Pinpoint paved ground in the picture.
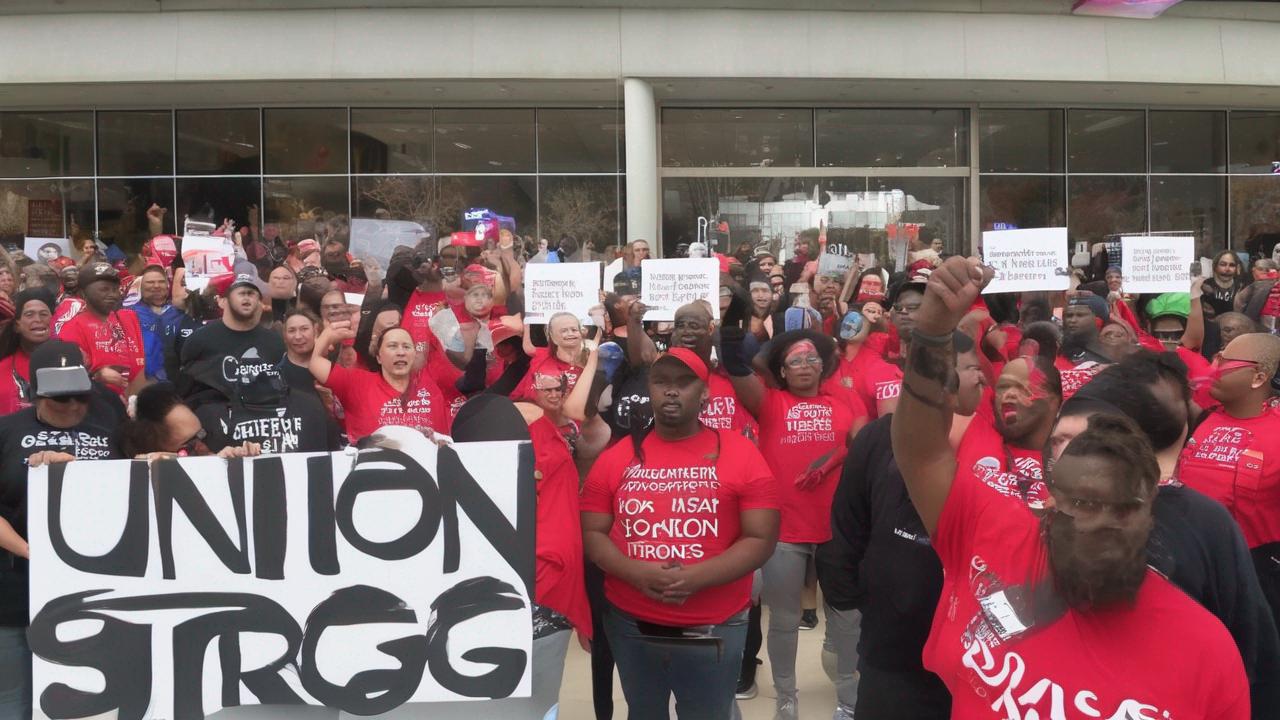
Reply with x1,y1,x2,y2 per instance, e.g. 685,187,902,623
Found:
558,607,839,720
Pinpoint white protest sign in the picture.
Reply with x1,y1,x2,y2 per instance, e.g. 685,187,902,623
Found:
981,228,1070,294
28,427,535,719
817,249,853,279
524,261,602,325
181,235,235,291
1121,236,1195,294
641,258,720,321
24,237,72,265
351,219,427,280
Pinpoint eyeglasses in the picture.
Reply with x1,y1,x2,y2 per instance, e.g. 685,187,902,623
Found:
785,355,822,369
177,428,207,457
1153,330,1184,341
47,394,90,405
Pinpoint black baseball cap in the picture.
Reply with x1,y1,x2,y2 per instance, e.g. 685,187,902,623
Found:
28,340,91,398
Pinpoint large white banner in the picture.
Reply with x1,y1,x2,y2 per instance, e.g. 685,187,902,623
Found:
1121,235,1195,294
27,427,536,719
641,258,720,321
981,227,1071,294
524,261,602,325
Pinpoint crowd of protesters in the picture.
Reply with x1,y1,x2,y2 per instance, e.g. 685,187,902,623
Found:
0,201,1278,720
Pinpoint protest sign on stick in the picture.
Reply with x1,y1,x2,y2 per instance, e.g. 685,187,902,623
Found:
524,261,602,325
640,258,720,320
1121,235,1194,294
27,426,536,719
981,227,1070,294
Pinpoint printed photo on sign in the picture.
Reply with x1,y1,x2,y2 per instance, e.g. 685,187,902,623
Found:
981,227,1070,294
26,427,537,719
1120,235,1195,294
640,258,720,321
524,262,603,325
24,237,71,266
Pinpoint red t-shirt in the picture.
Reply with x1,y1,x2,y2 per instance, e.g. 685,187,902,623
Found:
51,296,85,336
925,468,1250,720
756,388,860,543
402,289,448,355
1177,405,1280,548
513,346,583,401
528,414,592,638
822,343,901,420
322,363,451,442
580,427,777,625
1054,355,1105,401
56,309,146,394
700,372,758,443
955,393,1048,506
0,350,30,416
1175,346,1216,411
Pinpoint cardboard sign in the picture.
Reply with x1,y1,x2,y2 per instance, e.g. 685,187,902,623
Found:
27,427,535,718
26,199,63,238
981,228,1070,294
1121,236,1195,294
24,237,71,266
524,261,602,325
641,258,720,321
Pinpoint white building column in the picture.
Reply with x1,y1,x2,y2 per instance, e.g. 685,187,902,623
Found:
623,78,659,250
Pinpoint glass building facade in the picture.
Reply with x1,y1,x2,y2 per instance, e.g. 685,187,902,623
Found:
1,105,1277,262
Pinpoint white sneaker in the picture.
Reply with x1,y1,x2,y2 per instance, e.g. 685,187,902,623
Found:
774,693,799,720
833,702,856,720
735,682,758,700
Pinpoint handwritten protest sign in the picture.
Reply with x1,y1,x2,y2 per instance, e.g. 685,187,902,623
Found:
1121,236,1194,294
27,427,535,719
981,228,1070,294
524,261,602,325
641,258,720,321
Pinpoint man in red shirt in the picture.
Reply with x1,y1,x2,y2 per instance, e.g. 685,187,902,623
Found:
1177,332,1280,622
55,262,147,398
891,256,1249,720
824,309,902,419
1056,293,1112,399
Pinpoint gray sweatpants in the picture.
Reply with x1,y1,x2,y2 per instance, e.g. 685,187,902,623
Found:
821,603,862,713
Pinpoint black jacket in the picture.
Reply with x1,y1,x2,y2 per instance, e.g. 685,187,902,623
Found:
816,415,943,672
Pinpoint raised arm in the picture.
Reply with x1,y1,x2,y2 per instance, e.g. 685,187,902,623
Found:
561,343,601,422
891,257,992,537
1183,278,1205,351
310,320,355,385
719,326,765,417
626,301,659,368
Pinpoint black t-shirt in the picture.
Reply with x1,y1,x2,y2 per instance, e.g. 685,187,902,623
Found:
196,389,338,454
278,358,318,398
0,402,121,626
178,320,286,402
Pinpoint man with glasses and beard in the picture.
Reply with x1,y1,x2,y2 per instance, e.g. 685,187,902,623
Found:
0,340,122,717
893,256,1249,719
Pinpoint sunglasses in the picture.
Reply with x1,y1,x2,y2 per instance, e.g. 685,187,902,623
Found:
47,393,90,405
1153,330,1184,341
1211,353,1259,375
177,428,207,457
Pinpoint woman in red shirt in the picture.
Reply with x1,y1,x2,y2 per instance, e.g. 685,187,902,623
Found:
518,311,611,464
309,319,450,443
0,288,56,416
721,328,865,720
581,348,778,720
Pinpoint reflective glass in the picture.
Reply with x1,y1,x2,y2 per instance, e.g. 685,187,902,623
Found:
176,109,260,175
1067,176,1147,247
0,179,95,253
262,176,349,247
1067,110,1145,173
263,109,347,175
662,109,813,168
979,109,1063,173
97,178,176,254
351,109,433,174
435,109,535,173
539,109,622,173
176,178,262,236
1228,112,1280,174
97,111,173,176
539,176,622,252
1151,175,1226,261
980,176,1066,233
1230,176,1280,259
817,109,967,168
353,175,535,240
1150,111,1225,174
0,112,94,177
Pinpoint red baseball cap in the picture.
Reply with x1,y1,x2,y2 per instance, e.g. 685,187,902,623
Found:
652,347,709,383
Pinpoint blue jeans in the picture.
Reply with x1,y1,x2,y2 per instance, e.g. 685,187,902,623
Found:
604,604,748,720
0,625,31,718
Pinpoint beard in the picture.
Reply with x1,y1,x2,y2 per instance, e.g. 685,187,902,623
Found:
1043,510,1149,613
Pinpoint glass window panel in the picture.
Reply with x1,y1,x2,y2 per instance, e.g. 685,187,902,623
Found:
97,111,173,176
980,176,1066,234
539,109,622,173
1228,112,1280,174
1067,109,1145,173
176,178,262,237
979,109,1063,173
1151,176,1225,261
353,175,535,240
661,176,824,257
262,177,349,248
97,179,176,254
1150,111,1225,174
1067,176,1147,247
661,109,813,168
351,109,433,174
263,109,347,175
0,112,94,177
176,109,260,175
864,177,968,260
0,180,95,256
434,109,535,173
539,176,622,252
1230,176,1280,259
816,109,968,168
